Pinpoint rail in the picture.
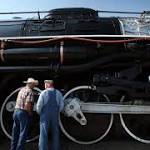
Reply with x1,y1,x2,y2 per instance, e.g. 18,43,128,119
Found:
0,34,150,41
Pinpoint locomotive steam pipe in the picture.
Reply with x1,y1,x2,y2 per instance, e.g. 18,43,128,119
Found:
0,53,133,72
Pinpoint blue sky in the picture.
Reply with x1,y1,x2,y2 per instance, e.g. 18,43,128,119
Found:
0,0,149,19
0,0,149,12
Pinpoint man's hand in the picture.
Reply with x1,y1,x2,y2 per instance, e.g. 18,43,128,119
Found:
24,102,33,113
28,111,33,117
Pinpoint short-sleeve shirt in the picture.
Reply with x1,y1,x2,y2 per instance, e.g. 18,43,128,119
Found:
15,86,34,110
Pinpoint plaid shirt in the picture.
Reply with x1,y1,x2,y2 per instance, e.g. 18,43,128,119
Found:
15,86,34,110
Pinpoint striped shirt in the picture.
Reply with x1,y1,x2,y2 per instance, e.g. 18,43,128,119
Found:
15,86,34,110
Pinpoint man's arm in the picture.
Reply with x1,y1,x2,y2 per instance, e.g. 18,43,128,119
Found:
57,90,64,112
36,91,44,114
24,90,34,115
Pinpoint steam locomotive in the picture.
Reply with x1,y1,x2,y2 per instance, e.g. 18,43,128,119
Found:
0,8,150,144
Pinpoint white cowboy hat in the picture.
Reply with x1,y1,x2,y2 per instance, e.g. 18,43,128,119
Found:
23,78,39,85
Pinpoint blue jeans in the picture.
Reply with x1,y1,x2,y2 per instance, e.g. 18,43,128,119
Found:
38,90,60,150
39,117,60,150
11,109,30,150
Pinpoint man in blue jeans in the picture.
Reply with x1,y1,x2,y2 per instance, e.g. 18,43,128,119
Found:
11,78,38,150
36,80,64,150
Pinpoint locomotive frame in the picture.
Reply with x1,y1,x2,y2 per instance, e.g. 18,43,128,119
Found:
0,8,150,144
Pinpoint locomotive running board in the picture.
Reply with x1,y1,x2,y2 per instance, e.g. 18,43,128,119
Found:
80,102,150,114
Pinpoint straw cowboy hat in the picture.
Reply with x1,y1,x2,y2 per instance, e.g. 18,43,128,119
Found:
23,78,39,85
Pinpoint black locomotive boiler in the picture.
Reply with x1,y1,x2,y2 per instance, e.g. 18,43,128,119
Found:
0,8,150,144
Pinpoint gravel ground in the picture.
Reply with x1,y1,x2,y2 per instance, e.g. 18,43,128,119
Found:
0,137,150,150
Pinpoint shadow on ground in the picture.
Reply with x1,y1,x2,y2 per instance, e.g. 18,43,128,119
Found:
0,137,150,150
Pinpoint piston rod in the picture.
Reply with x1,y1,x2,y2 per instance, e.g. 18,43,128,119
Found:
80,102,150,114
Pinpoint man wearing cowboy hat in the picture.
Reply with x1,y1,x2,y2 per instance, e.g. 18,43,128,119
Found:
11,78,38,150
36,80,64,150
